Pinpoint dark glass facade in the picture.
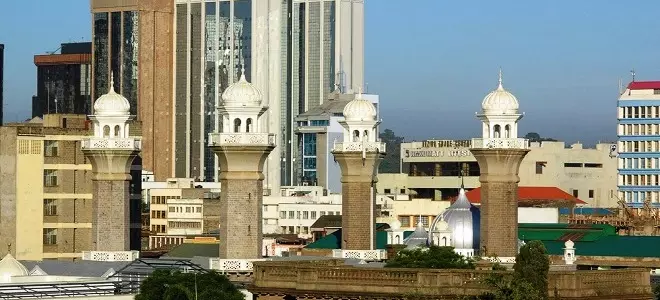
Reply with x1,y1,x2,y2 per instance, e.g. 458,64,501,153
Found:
93,11,139,115
34,62,92,117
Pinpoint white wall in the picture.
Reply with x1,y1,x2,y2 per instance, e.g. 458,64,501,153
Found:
518,207,559,224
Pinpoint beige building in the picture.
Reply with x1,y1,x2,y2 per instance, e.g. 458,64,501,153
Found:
146,178,220,249
378,139,618,208
0,114,141,260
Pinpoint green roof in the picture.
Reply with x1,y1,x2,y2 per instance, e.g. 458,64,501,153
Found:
306,230,413,250
519,223,660,258
164,243,219,258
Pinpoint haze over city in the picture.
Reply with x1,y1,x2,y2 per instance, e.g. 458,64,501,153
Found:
2,0,660,144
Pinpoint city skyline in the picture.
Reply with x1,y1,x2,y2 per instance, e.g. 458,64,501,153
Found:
2,0,660,145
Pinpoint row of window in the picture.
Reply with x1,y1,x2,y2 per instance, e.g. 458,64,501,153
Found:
151,210,166,219
618,140,660,153
151,225,166,233
619,123,660,136
280,226,310,235
622,191,660,203
150,195,181,204
279,210,340,220
383,189,407,194
620,157,660,169
619,105,660,119
570,189,595,199
167,206,202,214
168,221,201,229
620,174,660,186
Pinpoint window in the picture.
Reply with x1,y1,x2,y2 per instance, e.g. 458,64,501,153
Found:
303,211,309,219
415,216,429,227
572,189,579,198
311,211,317,219
196,207,202,213
44,199,57,216
44,170,58,187
288,226,294,234
233,118,241,132
398,216,410,228
320,211,326,216
588,190,594,199
43,229,57,245
263,205,268,212
400,189,406,194
335,211,340,215
328,211,334,216
584,163,603,168
44,141,59,157
280,211,286,219
384,189,391,194
564,163,582,168
296,211,301,219
535,162,546,174
288,211,294,219
169,207,175,213
185,207,191,213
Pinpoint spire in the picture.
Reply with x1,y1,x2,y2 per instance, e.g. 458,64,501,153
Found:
356,86,363,98
240,65,246,82
497,67,504,90
109,73,117,94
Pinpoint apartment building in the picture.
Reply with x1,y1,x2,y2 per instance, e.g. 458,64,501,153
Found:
145,178,220,249
0,114,141,260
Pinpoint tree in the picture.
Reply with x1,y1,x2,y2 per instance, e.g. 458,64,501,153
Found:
135,269,244,300
378,129,405,173
385,246,475,269
653,284,660,300
524,132,557,142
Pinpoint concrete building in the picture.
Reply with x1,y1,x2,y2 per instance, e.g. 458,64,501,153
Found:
33,42,92,117
0,114,141,260
385,140,618,207
331,92,385,250
208,71,275,258
82,81,141,251
91,0,174,182
469,70,529,260
617,81,660,208
294,91,379,191
146,178,221,249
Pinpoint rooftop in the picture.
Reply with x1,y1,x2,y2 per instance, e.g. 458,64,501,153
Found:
627,81,660,90
463,186,587,206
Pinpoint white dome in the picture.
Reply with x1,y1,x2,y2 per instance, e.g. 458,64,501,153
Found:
0,254,29,278
565,240,574,249
93,77,130,116
481,70,519,114
221,71,262,107
390,220,402,230
443,188,474,250
343,93,377,122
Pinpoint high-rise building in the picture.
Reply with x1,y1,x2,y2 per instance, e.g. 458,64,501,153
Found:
617,81,660,207
0,43,4,125
281,0,365,186
33,42,92,118
173,0,364,190
91,0,174,182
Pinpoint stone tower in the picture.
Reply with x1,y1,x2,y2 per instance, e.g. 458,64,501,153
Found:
332,92,385,250
470,69,529,260
209,71,275,259
82,77,141,251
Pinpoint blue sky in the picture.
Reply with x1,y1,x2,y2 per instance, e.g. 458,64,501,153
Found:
2,0,660,144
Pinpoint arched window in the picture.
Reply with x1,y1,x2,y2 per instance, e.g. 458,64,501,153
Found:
114,125,121,137
504,125,511,138
363,130,369,141
493,124,501,138
442,236,447,246
234,118,242,133
395,235,400,244
103,125,110,137
352,130,360,142
246,118,253,133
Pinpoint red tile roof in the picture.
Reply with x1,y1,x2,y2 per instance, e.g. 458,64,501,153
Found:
463,186,587,205
627,81,660,90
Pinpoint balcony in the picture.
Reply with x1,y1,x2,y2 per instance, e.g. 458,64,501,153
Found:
331,249,388,261
209,258,270,273
332,141,386,153
208,133,276,147
471,138,529,150
81,138,141,150
82,251,139,262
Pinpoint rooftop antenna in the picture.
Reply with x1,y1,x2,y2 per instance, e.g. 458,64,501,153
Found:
618,78,623,95
631,69,636,82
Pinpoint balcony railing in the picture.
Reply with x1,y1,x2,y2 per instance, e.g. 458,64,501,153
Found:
332,249,388,261
208,133,276,147
82,251,139,262
209,258,270,273
471,138,529,150
332,141,386,153
81,138,141,150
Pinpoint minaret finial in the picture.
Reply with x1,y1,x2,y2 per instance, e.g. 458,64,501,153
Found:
6,243,10,255
109,73,116,94
240,65,246,81
498,67,503,89
357,86,363,97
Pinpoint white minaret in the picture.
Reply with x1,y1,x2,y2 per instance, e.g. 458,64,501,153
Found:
563,240,576,265
82,75,141,251
475,68,524,143
208,69,275,259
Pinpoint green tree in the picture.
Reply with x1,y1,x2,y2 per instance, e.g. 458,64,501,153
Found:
653,284,660,299
378,129,405,173
524,132,557,142
385,246,474,269
135,269,244,300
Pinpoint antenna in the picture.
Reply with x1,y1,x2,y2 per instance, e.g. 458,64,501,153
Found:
618,78,623,95
631,69,636,82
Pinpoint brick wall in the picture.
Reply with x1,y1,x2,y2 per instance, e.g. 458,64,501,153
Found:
219,179,263,259
341,181,375,250
92,180,130,251
480,181,519,257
